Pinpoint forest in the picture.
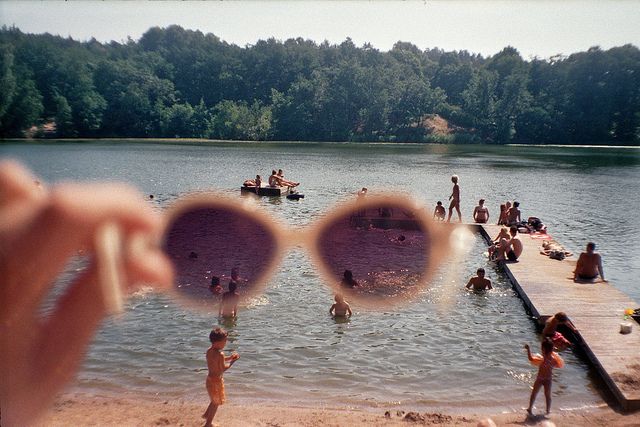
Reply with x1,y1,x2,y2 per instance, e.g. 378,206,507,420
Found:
1,25,639,144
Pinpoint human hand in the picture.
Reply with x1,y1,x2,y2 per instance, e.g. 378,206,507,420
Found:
0,161,174,426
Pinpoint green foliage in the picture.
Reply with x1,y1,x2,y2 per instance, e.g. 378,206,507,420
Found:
0,26,638,144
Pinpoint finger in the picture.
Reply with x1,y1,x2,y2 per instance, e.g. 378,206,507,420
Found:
0,160,45,205
125,235,175,291
32,246,173,407
5,183,162,318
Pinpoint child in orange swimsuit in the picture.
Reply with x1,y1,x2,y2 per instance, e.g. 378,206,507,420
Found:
524,339,564,416
203,327,239,427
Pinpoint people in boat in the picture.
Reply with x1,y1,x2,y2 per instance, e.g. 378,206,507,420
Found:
329,293,352,318
447,175,462,223
542,312,577,351
573,242,606,282
433,201,445,221
507,201,521,226
465,267,493,291
473,199,490,224
219,281,240,319
255,175,262,188
276,169,299,187
341,270,359,288
497,204,508,225
495,225,523,262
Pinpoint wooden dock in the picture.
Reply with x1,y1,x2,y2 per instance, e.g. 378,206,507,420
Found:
474,224,640,412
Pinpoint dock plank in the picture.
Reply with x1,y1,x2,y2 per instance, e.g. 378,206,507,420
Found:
477,224,640,411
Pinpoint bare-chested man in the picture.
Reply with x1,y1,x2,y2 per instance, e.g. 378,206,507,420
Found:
465,268,493,290
573,242,606,282
507,201,521,225
496,225,523,262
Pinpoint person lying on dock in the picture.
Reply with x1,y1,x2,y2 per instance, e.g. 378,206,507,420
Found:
243,175,262,188
329,293,352,318
465,268,493,291
494,226,523,262
542,312,577,351
573,242,607,282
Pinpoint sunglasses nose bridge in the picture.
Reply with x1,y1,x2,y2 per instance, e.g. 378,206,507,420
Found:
278,227,311,249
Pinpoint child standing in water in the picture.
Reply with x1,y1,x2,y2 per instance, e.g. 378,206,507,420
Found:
524,339,564,416
203,328,239,427
219,282,240,319
330,293,353,318
447,175,461,223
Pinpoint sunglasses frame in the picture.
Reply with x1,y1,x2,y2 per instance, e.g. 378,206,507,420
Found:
161,192,452,310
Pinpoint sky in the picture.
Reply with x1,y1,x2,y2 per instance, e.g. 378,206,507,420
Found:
1,0,639,59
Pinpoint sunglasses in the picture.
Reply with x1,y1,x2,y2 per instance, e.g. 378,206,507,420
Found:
97,193,464,313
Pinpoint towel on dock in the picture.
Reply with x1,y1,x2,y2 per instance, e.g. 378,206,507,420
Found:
530,232,551,239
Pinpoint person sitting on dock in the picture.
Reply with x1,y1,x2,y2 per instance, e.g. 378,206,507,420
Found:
473,199,490,224
465,268,493,291
542,312,577,351
488,227,510,259
268,170,280,187
277,169,300,187
495,225,523,262
433,201,445,221
573,242,607,282
497,204,508,225
507,201,521,226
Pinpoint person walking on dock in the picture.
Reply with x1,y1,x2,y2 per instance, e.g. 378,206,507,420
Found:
447,175,461,223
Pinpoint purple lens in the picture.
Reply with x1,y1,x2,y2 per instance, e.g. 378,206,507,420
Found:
317,203,431,303
163,205,276,308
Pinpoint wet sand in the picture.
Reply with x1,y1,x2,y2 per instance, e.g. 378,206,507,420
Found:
42,394,639,426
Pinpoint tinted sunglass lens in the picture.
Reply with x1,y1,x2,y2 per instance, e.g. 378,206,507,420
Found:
163,205,276,309
317,203,430,305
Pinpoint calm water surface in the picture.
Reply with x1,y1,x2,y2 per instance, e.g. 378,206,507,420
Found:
2,141,639,413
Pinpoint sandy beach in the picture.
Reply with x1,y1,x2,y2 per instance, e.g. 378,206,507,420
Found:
41,394,639,426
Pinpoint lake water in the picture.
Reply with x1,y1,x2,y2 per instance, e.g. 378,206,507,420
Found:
2,141,639,414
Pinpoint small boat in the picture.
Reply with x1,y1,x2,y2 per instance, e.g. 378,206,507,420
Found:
240,185,298,197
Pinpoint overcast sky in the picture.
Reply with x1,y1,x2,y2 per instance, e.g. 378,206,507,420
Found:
1,0,639,58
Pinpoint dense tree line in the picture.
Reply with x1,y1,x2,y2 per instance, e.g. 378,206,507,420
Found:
1,25,639,144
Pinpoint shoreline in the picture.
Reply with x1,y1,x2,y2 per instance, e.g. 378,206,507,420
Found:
2,138,640,148
42,393,638,426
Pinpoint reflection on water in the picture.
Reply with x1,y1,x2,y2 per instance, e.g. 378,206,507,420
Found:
2,141,637,413
318,204,430,302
